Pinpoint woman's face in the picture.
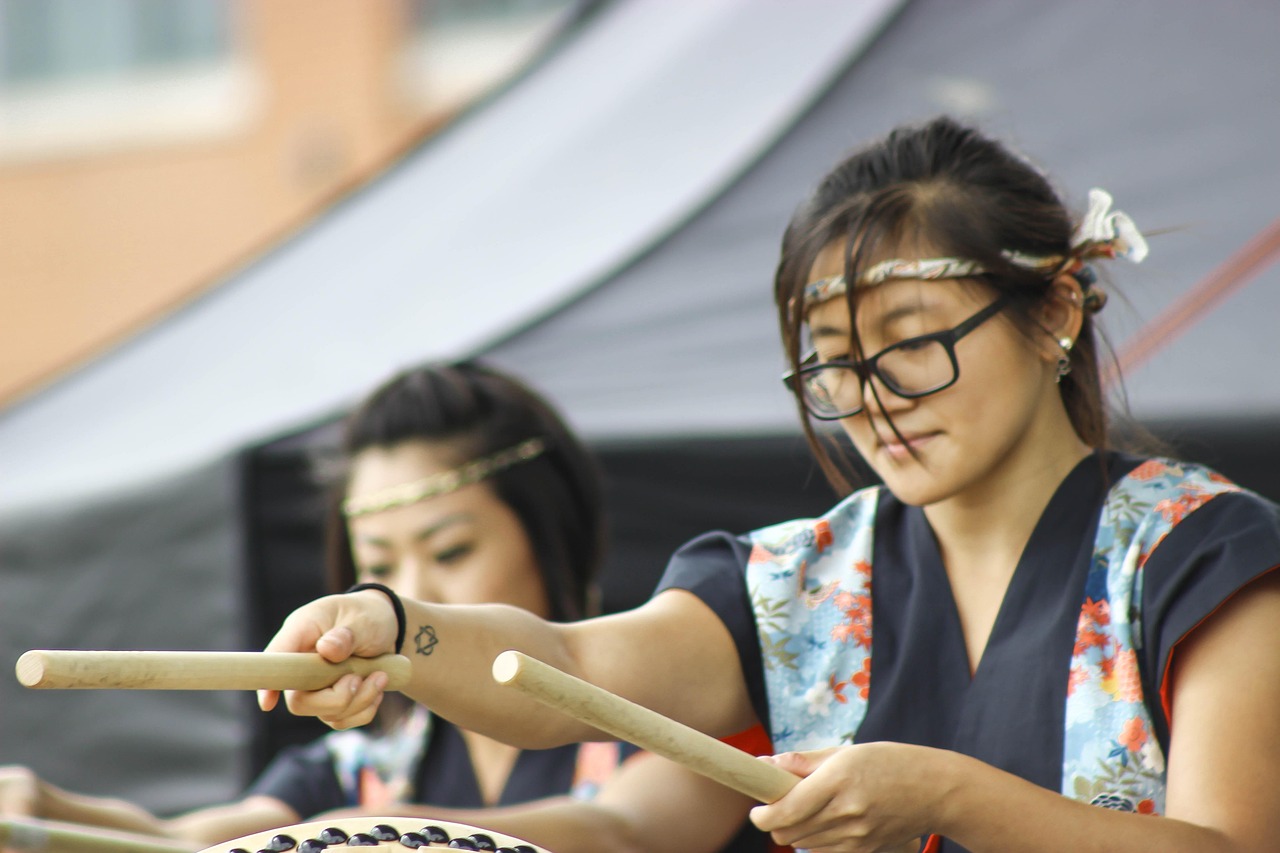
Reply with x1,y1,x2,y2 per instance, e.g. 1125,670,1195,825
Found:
805,243,1058,507
345,440,551,618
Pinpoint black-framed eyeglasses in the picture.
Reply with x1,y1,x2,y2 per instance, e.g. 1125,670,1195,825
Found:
782,294,1014,420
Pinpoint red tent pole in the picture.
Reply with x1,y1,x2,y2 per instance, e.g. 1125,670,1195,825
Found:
1107,216,1280,385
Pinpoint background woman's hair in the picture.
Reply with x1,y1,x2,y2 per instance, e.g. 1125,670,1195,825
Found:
322,361,605,621
775,115,1128,493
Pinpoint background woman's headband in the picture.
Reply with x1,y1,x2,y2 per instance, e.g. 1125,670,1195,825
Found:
342,437,547,518
803,188,1148,308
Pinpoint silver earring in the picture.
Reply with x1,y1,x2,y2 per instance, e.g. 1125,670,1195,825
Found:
1055,337,1073,383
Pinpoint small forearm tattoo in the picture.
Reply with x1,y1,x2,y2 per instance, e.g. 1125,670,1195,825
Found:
414,624,439,656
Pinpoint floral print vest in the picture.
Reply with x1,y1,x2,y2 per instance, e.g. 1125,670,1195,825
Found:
744,458,1240,814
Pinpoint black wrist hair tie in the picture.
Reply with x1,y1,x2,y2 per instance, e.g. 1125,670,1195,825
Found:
345,582,406,655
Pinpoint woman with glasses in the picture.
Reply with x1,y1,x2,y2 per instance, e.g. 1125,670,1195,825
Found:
260,118,1280,852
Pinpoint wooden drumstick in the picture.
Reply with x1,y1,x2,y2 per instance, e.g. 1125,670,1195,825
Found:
0,818,195,853
15,651,411,692
492,650,798,803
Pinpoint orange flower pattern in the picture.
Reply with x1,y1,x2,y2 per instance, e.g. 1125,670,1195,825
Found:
746,489,879,752
1064,459,1241,815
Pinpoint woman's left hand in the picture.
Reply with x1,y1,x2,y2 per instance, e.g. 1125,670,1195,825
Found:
749,742,947,852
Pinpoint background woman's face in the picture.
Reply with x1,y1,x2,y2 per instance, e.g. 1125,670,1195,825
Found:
345,440,551,618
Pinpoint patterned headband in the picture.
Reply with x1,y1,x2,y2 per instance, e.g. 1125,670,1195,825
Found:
803,188,1148,307
342,438,547,518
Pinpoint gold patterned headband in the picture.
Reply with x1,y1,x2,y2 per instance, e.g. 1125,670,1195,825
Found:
803,188,1147,308
342,438,547,518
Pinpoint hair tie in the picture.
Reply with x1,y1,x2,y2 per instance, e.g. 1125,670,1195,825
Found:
1071,188,1148,263
346,582,406,655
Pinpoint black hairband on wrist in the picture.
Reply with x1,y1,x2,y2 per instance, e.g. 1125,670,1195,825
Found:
346,582,406,655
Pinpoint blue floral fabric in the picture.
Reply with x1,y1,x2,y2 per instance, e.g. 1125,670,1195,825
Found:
745,488,879,753
1063,458,1241,814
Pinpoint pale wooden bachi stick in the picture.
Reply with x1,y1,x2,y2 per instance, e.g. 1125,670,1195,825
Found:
15,650,411,692
492,649,798,803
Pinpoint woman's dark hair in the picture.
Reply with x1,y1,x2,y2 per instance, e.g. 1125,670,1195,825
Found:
324,361,604,622
776,116,1115,493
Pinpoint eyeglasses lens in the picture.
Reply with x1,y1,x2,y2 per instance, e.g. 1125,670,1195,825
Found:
801,340,955,418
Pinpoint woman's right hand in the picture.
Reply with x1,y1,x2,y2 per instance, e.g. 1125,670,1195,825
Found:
258,590,400,730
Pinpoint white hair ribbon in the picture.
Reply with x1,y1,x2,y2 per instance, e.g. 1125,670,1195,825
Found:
1073,188,1148,263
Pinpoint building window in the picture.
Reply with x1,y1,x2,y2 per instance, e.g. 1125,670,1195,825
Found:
1,0,230,86
400,0,580,113
0,0,257,162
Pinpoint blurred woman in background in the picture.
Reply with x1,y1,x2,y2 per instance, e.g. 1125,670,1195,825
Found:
2,361,766,853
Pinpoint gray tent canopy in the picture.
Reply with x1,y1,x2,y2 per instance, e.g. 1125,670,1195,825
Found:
485,0,1280,434
2,0,1279,820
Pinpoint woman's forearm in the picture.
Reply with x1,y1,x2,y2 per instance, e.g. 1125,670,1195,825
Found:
162,796,300,846
33,779,169,837
390,594,755,747
395,600,600,747
266,590,755,748
934,752,1238,853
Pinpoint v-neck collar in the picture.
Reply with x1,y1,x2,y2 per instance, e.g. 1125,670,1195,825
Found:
417,716,579,808
914,453,1109,684
858,452,1132,791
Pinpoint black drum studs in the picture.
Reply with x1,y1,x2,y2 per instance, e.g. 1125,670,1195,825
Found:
319,828,350,845
228,822,541,852
421,826,450,843
261,835,297,853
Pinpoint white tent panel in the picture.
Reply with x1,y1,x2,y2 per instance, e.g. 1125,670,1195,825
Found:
0,0,905,513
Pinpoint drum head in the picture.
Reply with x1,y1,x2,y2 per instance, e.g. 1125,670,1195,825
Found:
196,816,553,853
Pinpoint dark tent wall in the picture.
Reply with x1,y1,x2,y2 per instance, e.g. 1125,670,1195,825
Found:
0,463,248,811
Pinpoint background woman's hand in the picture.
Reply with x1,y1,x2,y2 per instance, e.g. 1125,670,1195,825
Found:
257,590,400,730
750,743,945,853
0,766,41,817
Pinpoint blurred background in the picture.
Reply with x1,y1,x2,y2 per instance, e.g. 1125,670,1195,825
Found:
0,0,580,407
2,0,1278,819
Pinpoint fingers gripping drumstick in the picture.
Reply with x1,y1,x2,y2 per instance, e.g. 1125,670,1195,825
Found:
492,650,798,803
15,651,411,692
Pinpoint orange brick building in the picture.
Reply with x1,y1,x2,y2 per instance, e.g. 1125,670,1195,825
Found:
0,0,573,406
